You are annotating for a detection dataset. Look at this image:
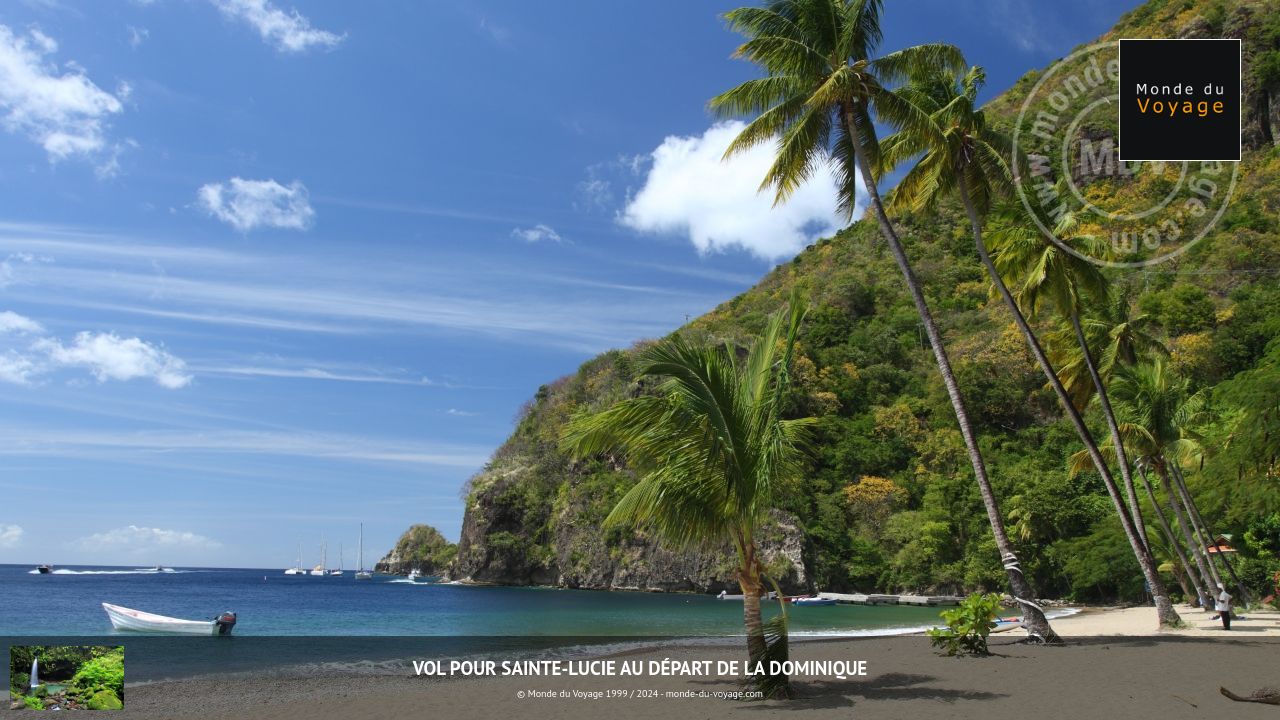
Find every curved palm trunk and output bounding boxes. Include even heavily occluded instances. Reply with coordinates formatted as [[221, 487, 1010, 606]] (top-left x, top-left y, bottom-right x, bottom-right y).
[[843, 107, 1059, 643], [738, 537, 788, 698], [957, 176, 1180, 628], [1138, 465, 1209, 608], [1168, 464, 1247, 601], [1068, 308, 1149, 551], [1154, 461, 1216, 606]]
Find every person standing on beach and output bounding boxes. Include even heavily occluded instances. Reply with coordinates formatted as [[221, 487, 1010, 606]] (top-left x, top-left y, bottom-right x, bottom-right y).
[[1216, 583, 1232, 630]]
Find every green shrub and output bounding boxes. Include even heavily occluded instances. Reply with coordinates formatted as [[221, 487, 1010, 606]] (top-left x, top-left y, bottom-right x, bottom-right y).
[[23, 695, 44, 710], [70, 649, 123, 701], [928, 592, 1002, 656], [11, 672, 28, 693], [86, 689, 123, 710]]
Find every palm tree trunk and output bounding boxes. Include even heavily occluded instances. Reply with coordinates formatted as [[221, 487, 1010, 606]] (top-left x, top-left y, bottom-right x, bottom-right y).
[[1167, 464, 1222, 589], [843, 107, 1059, 643], [1169, 464, 1248, 601], [957, 175, 1180, 628], [1138, 465, 1208, 607], [1155, 460, 1215, 608], [1068, 308, 1149, 551], [738, 538, 767, 664]]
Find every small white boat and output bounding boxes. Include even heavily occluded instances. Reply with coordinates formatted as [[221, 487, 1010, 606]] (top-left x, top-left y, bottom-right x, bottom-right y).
[[102, 603, 237, 635]]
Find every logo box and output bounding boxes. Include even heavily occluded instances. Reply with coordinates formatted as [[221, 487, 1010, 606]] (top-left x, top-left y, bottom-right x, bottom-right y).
[[1118, 38, 1241, 162]]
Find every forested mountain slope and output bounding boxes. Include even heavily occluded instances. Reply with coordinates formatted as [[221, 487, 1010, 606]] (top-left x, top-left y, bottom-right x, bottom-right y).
[[443, 0, 1280, 601]]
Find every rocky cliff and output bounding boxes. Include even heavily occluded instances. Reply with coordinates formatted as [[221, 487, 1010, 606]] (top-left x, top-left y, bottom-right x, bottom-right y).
[[375, 524, 457, 576]]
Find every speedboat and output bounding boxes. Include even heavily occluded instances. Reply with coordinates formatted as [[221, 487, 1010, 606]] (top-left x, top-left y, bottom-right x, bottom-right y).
[[102, 603, 237, 635], [35, 565, 52, 574]]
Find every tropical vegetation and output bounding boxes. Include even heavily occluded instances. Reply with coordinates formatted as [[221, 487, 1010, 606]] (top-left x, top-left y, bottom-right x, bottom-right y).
[[562, 298, 814, 698], [448, 0, 1280, 639]]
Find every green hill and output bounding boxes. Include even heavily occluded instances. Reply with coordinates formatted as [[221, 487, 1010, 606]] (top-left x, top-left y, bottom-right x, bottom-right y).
[[441, 0, 1280, 602]]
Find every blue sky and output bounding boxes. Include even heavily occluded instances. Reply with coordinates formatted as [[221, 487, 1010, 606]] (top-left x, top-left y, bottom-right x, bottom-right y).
[[0, 0, 1138, 568]]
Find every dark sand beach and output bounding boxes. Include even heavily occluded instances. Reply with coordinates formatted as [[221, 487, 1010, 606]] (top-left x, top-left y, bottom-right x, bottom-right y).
[[123, 606, 1280, 720]]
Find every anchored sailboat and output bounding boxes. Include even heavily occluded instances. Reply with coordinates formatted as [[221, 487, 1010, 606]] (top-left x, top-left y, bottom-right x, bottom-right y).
[[329, 544, 344, 576], [284, 543, 305, 575], [355, 523, 372, 580], [309, 539, 327, 576]]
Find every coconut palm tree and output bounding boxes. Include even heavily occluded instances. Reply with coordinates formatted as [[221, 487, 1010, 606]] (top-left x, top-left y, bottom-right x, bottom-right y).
[[709, 0, 1060, 643], [561, 299, 814, 698], [878, 64, 1181, 626], [987, 205, 1152, 551], [1136, 460, 1210, 607], [1101, 361, 1250, 602]]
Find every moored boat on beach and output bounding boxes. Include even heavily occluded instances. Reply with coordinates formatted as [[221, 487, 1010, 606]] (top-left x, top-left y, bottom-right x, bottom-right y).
[[102, 603, 237, 635]]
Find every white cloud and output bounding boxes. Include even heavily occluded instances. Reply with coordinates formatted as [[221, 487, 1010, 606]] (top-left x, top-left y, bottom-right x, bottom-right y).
[[446, 408, 478, 417], [73, 525, 221, 553], [0, 24, 125, 166], [197, 177, 315, 231], [0, 353, 38, 385], [620, 121, 853, 260], [35, 331, 192, 388], [0, 524, 22, 548], [511, 223, 563, 243], [210, 0, 344, 53], [0, 310, 42, 334]]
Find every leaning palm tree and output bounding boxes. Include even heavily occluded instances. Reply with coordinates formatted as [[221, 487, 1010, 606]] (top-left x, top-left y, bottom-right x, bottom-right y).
[[709, 0, 1060, 642], [1101, 360, 1247, 603], [561, 299, 815, 698], [987, 205, 1152, 551], [878, 64, 1180, 626]]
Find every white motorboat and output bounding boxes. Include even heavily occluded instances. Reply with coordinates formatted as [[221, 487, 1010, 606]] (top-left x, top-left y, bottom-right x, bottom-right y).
[[102, 603, 237, 635]]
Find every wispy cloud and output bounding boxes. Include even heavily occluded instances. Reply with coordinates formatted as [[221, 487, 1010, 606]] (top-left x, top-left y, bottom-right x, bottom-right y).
[[209, 0, 344, 53], [0, 426, 490, 468], [71, 525, 221, 554], [0, 524, 22, 548], [621, 121, 852, 260], [196, 363, 436, 386], [0, 24, 126, 170], [126, 25, 148, 49], [197, 177, 315, 231], [511, 223, 563, 243], [0, 224, 723, 354]]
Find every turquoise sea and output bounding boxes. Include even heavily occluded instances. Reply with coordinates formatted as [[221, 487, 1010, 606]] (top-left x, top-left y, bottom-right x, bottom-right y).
[[3, 564, 948, 637]]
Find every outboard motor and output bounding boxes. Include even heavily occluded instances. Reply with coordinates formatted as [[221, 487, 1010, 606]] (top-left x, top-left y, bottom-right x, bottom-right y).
[[215, 611, 237, 636]]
